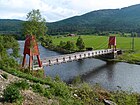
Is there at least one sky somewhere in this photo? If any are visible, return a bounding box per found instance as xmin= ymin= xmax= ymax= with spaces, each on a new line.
xmin=0 ymin=0 xmax=140 ymax=22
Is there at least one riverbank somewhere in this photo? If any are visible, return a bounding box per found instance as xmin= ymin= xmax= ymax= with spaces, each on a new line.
xmin=42 ymin=35 xmax=140 ymax=64
xmin=1 ymin=68 xmax=140 ymax=105
xmin=42 ymin=42 xmax=140 ymax=66
xmin=117 ymin=51 xmax=140 ymax=64
xmin=18 ymin=40 xmax=140 ymax=93
xmin=0 ymin=69 xmax=56 ymax=105
xmin=1 ymin=39 xmax=140 ymax=104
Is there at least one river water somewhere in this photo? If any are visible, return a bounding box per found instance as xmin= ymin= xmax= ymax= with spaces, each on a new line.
xmin=19 ymin=41 xmax=140 ymax=93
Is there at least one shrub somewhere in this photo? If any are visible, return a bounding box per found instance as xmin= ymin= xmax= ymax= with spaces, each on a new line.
xmin=74 ymin=83 xmax=97 ymax=104
xmin=111 ymin=91 xmax=138 ymax=105
xmin=3 ymin=84 xmax=22 ymax=103
xmin=31 ymin=70 xmax=45 ymax=78
xmin=54 ymin=75 xmax=61 ymax=82
xmin=23 ymin=68 xmax=30 ymax=74
xmin=59 ymin=97 xmax=83 ymax=105
xmin=52 ymin=82 xmax=70 ymax=99
xmin=14 ymin=80 xmax=30 ymax=90
xmin=31 ymin=83 xmax=44 ymax=94
xmin=43 ymin=88 xmax=52 ymax=98
xmin=76 ymin=36 xmax=85 ymax=51
xmin=72 ymin=76 xmax=82 ymax=85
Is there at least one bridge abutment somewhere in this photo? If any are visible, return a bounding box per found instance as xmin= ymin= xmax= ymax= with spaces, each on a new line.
xmin=101 ymin=51 xmax=118 ymax=59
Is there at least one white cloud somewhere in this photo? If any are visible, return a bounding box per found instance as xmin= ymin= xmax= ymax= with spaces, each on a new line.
xmin=62 ymin=0 xmax=140 ymax=12
xmin=0 ymin=0 xmax=140 ymax=22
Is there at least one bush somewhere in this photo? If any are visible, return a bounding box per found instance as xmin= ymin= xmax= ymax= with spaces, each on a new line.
xmin=76 ymin=36 xmax=85 ymax=51
xmin=31 ymin=70 xmax=45 ymax=78
xmin=43 ymin=88 xmax=52 ymax=98
xmin=52 ymin=82 xmax=70 ymax=99
xmin=3 ymin=84 xmax=22 ymax=103
xmin=72 ymin=76 xmax=82 ymax=85
xmin=1 ymin=73 xmax=8 ymax=79
xmin=14 ymin=80 xmax=30 ymax=90
xmin=31 ymin=83 xmax=44 ymax=94
xmin=74 ymin=83 xmax=98 ymax=104
xmin=54 ymin=75 xmax=61 ymax=82
xmin=59 ymin=97 xmax=83 ymax=105
xmin=111 ymin=91 xmax=138 ymax=105
xmin=22 ymin=68 xmax=31 ymax=74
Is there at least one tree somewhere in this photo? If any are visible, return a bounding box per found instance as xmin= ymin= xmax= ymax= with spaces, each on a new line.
xmin=131 ymin=32 xmax=137 ymax=37
xmin=0 ymin=35 xmax=19 ymax=68
xmin=40 ymin=35 xmax=52 ymax=46
xmin=23 ymin=9 xmax=47 ymax=39
xmin=65 ymin=41 xmax=75 ymax=51
xmin=76 ymin=36 xmax=85 ymax=51
xmin=59 ymin=41 xmax=66 ymax=49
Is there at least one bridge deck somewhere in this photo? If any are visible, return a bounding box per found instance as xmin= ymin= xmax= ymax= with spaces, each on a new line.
xmin=33 ymin=49 xmax=115 ymax=68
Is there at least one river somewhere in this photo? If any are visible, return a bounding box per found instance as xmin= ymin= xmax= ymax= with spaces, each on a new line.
xmin=19 ymin=41 xmax=140 ymax=93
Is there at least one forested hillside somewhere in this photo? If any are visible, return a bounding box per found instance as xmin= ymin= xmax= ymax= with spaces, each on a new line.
xmin=0 ymin=19 xmax=24 ymax=39
xmin=48 ymin=4 xmax=140 ymax=35
xmin=0 ymin=19 xmax=23 ymax=34
xmin=1 ymin=4 xmax=140 ymax=36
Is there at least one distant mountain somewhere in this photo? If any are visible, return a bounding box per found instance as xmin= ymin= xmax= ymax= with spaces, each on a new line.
xmin=0 ymin=19 xmax=23 ymax=34
xmin=47 ymin=4 xmax=140 ymax=35
xmin=1 ymin=4 xmax=140 ymax=36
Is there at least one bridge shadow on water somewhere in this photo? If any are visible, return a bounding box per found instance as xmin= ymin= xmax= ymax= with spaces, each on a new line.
xmin=67 ymin=61 xmax=116 ymax=84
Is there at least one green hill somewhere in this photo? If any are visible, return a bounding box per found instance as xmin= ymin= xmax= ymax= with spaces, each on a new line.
xmin=1 ymin=4 xmax=140 ymax=35
xmin=47 ymin=4 xmax=140 ymax=35
xmin=0 ymin=19 xmax=23 ymax=34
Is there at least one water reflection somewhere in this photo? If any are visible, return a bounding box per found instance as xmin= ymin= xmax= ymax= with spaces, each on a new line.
xmin=81 ymin=61 xmax=116 ymax=90
xmin=45 ymin=58 xmax=106 ymax=82
xmin=106 ymin=62 xmax=115 ymax=83
xmin=82 ymin=63 xmax=108 ymax=80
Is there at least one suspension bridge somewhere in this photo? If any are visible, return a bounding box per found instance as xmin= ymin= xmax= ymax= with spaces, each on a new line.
xmin=22 ymin=35 xmax=120 ymax=70
xmin=33 ymin=49 xmax=118 ymax=70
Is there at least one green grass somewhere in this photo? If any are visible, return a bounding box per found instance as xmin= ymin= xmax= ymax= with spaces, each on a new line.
xmin=52 ymin=35 xmax=140 ymax=63
xmin=53 ymin=35 xmax=140 ymax=50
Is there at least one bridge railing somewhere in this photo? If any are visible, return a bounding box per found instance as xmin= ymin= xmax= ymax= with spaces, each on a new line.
xmin=40 ymin=49 xmax=114 ymax=66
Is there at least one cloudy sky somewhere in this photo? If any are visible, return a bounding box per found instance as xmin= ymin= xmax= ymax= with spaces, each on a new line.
xmin=0 ymin=0 xmax=140 ymax=22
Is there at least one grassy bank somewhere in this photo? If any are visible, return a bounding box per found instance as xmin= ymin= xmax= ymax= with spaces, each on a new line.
xmin=51 ymin=35 xmax=140 ymax=64
xmin=52 ymin=35 xmax=140 ymax=50
xmin=1 ymin=68 xmax=140 ymax=105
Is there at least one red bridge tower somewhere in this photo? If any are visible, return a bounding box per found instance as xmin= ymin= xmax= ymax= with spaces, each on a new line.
xmin=22 ymin=35 xmax=42 ymax=69
xmin=108 ymin=36 xmax=116 ymax=51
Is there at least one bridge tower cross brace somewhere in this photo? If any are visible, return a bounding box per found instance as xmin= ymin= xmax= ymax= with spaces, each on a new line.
xmin=108 ymin=36 xmax=116 ymax=51
xmin=22 ymin=35 xmax=42 ymax=70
